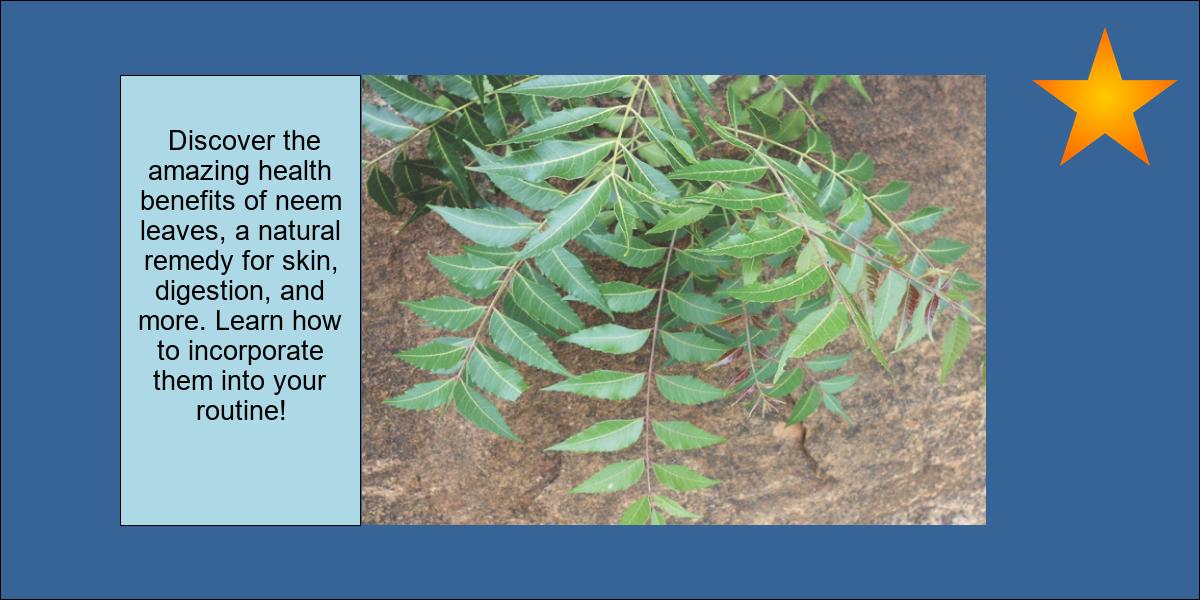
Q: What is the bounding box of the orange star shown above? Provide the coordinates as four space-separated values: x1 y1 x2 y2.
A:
1035 29 1175 164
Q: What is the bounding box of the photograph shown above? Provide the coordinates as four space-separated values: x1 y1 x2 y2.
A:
359 74 987 525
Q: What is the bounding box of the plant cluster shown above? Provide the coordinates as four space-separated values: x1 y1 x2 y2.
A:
363 74 985 524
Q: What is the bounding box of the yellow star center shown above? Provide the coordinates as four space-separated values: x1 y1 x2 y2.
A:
1034 29 1175 164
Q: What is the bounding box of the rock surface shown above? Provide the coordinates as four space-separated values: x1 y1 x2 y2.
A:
360 75 986 524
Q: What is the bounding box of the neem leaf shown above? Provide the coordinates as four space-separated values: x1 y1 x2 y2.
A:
548 418 644 452
489 311 570 375
652 464 720 491
518 177 614 259
401 296 485 331
365 75 447 123
430 206 535 248
660 330 729 363
505 75 632 98
721 264 825 303
669 159 767 183
619 496 652 525
940 315 971 383
775 302 849 381
572 459 645 494
653 495 700 519
925 238 970 264
786 386 822 425
384 379 455 410
510 271 584 333
654 374 727 405
466 349 527 401
453 380 520 440
395 340 467 372
652 420 725 450
362 103 418 143
599 282 656 313
873 181 911 211
536 247 611 316
562 324 651 354
505 105 623 144
545 370 646 401
666 291 728 325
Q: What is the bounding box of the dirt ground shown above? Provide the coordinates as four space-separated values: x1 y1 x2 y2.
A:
360 76 986 524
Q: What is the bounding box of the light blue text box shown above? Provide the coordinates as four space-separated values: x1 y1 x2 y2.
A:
120 76 360 525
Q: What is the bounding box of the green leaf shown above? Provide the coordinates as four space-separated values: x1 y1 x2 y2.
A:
580 232 666 268
786 386 822 425
653 420 725 450
401 296 485 331
510 271 584 333
655 374 727 405
517 177 614 259
619 496 652 525
701 225 805 258
572 459 645 494
775 303 850 380
837 190 866 225
646 204 713 234
669 159 767 183
925 238 970 264
562 324 650 354
487 174 566 212
822 390 853 424
660 330 729 363
505 75 632 98
766 367 805 398
873 181 911 211
365 75 447 123
466 349 527 401
870 271 908 338
653 495 700 519
430 206 535 248
676 249 731 276
426 126 476 201
362 103 418 143
841 152 874 182
384 379 455 410
667 291 727 325
652 464 720 491
599 282 656 313
688 188 788 212
843 75 872 102
453 380 520 441
899 206 946 234
488 311 570 376
505 105 623 143
367 167 399 215
810 75 834 103
536 247 611 316
395 340 467 371
545 370 645 401
953 272 983 293
469 139 614 182
429 253 507 290
807 352 852 372
548 418 644 452
940 315 971 383
828 273 890 372
730 75 760 101
721 264 825 302
818 374 859 394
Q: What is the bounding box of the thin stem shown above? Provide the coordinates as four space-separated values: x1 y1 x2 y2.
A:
452 261 522 381
362 75 539 171
641 230 679 496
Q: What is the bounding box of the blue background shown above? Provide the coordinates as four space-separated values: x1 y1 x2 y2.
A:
2 1 1196 598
